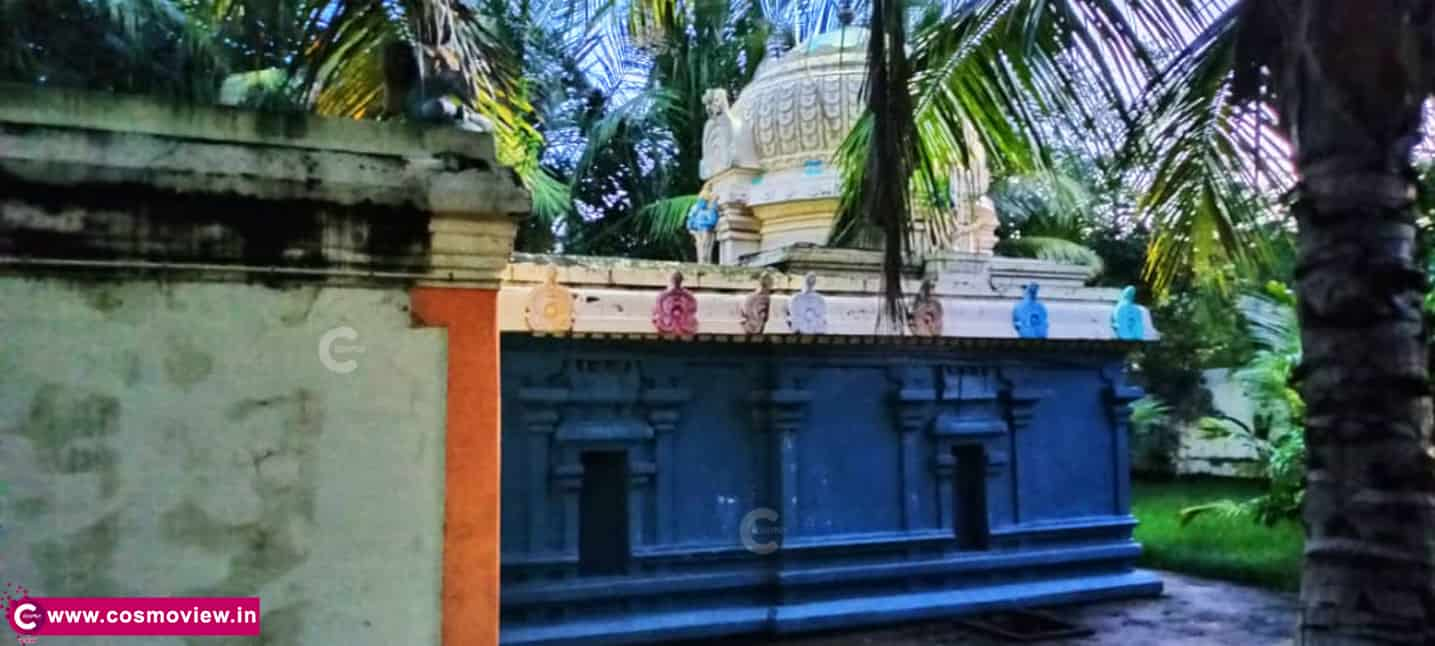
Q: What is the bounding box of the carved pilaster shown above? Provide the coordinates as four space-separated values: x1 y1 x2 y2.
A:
645 386 691 546
751 380 812 549
628 460 657 549
892 367 938 530
716 201 760 265
1101 363 1142 514
998 371 1049 526
552 461 583 552
519 387 566 553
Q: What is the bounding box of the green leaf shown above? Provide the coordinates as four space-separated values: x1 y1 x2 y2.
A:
835 0 1216 312
1001 236 1104 276
1124 5 1290 295
1179 498 1257 526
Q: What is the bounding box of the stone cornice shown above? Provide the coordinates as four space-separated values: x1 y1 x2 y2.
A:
0 84 527 287
0 82 497 162
0 84 529 216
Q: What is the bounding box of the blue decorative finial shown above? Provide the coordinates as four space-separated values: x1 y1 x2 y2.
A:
685 192 720 233
1012 283 1048 339
1112 285 1144 340
686 188 721 263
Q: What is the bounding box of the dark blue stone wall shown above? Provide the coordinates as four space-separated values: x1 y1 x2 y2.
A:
499 336 1159 645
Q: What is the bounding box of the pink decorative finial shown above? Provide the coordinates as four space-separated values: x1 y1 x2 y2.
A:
653 271 699 338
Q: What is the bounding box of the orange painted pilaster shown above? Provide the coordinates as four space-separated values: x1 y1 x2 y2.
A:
411 287 502 646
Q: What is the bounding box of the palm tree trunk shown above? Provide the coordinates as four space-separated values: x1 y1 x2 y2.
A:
859 0 915 326
1282 3 1435 643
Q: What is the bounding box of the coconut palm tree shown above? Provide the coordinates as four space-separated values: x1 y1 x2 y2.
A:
833 0 1232 315
1228 5 1434 642
0 0 233 100
848 0 1435 642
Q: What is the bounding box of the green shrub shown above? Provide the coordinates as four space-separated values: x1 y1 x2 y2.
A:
1180 282 1305 526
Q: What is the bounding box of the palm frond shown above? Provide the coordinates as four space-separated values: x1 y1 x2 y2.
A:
1236 281 1299 357
1002 236 1104 276
835 0 1209 317
524 166 575 226
572 86 681 181
292 1 401 117
1179 498 1261 526
1128 394 1172 436
758 0 873 42
1125 5 1292 294
574 0 766 254
988 169 1094 238
831 113 877 247
1232 282 1302 434
288 0 574 243
293 0 530 124
638 194 701 241
1 0 233 101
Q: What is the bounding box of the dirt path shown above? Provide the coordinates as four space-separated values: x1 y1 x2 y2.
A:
684 572 1298 645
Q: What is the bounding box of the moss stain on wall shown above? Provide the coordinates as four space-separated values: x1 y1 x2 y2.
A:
24 384 121 497
30 512 122 596
163 336 216 389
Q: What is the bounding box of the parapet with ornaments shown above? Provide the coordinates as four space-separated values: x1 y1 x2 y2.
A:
497 247 1157 344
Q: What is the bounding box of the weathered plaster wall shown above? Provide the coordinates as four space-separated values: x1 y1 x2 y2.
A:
1176 369 1262 478
0 276 448 646
1128 369 1263 478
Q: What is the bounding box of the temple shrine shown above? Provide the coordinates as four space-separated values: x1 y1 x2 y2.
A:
492 19 1161 646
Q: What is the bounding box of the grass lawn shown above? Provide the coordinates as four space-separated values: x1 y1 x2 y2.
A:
1132 476 1304 592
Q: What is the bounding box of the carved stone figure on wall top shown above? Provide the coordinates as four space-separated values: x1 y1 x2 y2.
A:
653 272 699 338
787 273 827 334
1012 282 1049 339
525 266 574 333
741 272 774 334
908 279 944 337
1111 286 1144 340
